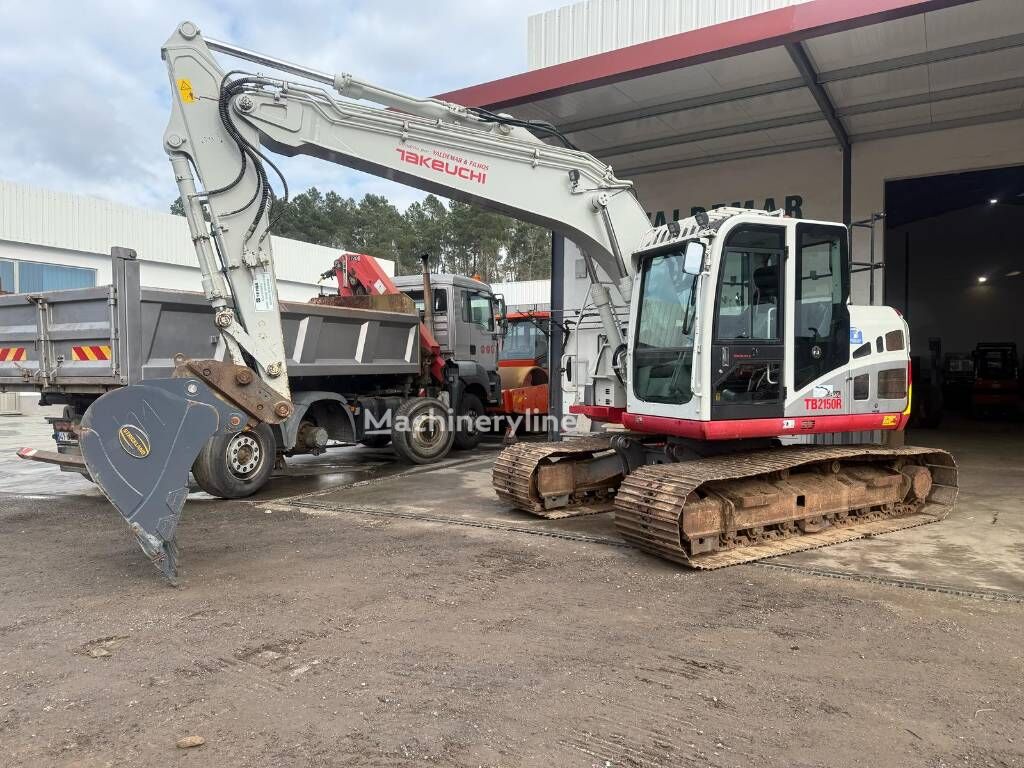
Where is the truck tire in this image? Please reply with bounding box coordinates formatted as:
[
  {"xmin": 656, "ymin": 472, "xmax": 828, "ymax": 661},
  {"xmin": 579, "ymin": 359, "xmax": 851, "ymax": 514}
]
[
  {"xmin": 391, "ymin": 397, "xmax": 453, "ymax": 464},
  {"xmin": 453, "ymin": 392, "xmax": 484, "ymax": 451},
  {"xmin": 192, "ymin": 423, "xmax": 276, "ymax": 499}
]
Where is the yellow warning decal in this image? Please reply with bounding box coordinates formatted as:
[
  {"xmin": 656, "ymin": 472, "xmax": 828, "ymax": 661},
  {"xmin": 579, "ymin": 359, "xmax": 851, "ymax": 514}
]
[
  {"xmin": 177, "ymin": 78, "xmax": 196, "ymax": 103},
  {"xmin": 71, "ymin": 345, "xmax": 111, "ymax": 361},
  {"xmin": 881, "ymin": 414, "xmax": 899, "ymax": 427}
]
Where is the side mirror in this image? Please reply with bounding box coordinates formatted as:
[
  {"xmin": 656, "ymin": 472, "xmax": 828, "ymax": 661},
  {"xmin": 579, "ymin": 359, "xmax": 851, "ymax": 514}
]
[
  {"xmin": 683, "ymin": 241, "xmax": 705, "ymax": 275},
  {"xmin": 494, "ymin": 294, "xmax": 508, "ymax": 336}
]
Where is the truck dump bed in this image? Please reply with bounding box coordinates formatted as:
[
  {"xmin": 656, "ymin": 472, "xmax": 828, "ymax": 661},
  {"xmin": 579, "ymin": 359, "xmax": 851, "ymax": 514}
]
[{"xmin": 0, "ymin": 248, "xmax": 420, "ymax": 397}]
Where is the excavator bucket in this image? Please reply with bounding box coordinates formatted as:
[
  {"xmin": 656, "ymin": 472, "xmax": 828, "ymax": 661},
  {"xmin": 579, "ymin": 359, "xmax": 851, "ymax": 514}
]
[{"xmin": 79, "ymin": 376, "xmax": 244, "ymax": 582}]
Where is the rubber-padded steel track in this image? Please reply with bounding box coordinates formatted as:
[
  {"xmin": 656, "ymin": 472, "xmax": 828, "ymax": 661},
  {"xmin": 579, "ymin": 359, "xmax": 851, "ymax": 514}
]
[
  {"xmin": 492, "ymin": 437, "xmax": 617, "ymax": 518},
  {"xmin": 614, "ymin": 445, "xmax": 958, "ymax": 569}
]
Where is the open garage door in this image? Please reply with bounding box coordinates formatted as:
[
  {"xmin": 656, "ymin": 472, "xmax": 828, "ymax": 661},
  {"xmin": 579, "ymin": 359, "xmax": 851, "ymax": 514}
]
[{"xmin": 884, "ymin": 163, "xmax": 1024, "ymax": 442}]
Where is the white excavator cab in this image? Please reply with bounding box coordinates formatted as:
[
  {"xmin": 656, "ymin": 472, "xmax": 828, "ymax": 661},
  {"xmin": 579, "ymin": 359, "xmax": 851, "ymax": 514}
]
[{"xmin": 623, "ymin": 209, "xmax": 912, "ymax": 441}]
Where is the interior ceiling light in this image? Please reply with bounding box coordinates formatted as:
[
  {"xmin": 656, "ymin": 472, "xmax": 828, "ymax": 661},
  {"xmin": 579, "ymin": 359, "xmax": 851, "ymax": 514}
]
[
  {"xmin": 978, "ymin": 276, "xmax": 988, "ymax": 283},
  {"xmin": 1007, "ymin": 270, "xmax": 1022, "ymax": 277},
  {"xmin": 989, "ymin": 198, "xmax": 999, "ymax": 204}
]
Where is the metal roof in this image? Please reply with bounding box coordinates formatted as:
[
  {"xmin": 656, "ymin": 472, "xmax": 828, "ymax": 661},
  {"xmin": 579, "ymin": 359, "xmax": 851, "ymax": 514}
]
[
  {"xmin": 0, "ymin": 180, "xmax": 385, "ymax": 285},
  {"xmin": 527, "ymin": 0, "xmax": 816, "ymax": 70},
  {"xmin": 440, "ymin": 0, "xmax": 1024, "ymax": 178}
]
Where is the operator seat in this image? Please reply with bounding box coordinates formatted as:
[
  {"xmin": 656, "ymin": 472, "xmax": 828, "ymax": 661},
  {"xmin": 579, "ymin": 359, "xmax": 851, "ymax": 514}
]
[
  {"xmin": 752, "ymin": 263, "xmax": 778, "ymax": 305},
  {"xmin": 751, "ymin": 261, "xmax": 779, "ymax": 339}
]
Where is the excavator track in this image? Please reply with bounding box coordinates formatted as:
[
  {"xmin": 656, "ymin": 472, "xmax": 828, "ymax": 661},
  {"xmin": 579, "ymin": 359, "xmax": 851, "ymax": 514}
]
[
  {"xmin": 492, "ymin": 436, "xmax": 619, "ymax": 518},
  {"xmin": 614, "ymin": 445, "xmax": 958, "ymax": 569}
]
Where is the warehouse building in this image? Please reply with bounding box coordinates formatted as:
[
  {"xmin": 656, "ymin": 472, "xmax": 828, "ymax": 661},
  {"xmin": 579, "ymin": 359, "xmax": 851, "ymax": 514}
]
[
  {"xmin": 0, "ymin": 180, "xmax": 369, "ymax": 299},
  {"xmin": 491, "ymin": 279, "xmax": 551, "ymax": 312},
  {"xmin": 442, "ymin": 0, "xmax": 1024, "ymax": 441},
  {"xmin": 0, "ymin": 180, "xmax": 389, "ymax": 414}
]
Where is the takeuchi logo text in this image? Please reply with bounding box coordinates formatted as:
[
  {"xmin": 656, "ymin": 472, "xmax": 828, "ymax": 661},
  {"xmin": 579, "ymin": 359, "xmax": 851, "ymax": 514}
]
[{"xmin": 395, "ymin": 147, "xmax": 488, "ymax": 184}]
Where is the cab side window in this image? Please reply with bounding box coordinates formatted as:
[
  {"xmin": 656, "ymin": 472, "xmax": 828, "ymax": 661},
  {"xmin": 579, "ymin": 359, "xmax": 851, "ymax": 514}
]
[
  {"xmin": 714, "ymin": 227, "xmax": 784, "ymax": 342},
  {"xmin": 461, "ymin": 290, "xmax": 495, "ymax": 331},
  {"xmin": 794, "ymin": 224, "xmax": 850, "ymax": 391}
]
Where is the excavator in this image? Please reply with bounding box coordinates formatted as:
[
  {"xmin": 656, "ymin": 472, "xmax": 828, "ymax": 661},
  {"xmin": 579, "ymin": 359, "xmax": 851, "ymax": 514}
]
[{"xmin": 72, "ymin": 21, "xmax": 957, "ymax": 578}]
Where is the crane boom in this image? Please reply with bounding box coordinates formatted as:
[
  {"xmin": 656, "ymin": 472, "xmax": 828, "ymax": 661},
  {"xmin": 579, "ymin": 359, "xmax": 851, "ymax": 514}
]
[{"xmin": 161, "ymin": 21, "xmax": 651, "ymax": 397}]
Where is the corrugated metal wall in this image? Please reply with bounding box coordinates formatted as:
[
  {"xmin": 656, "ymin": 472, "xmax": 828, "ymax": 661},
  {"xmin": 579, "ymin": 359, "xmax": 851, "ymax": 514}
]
[
  {"xmin": 0, "ymin": 180, "xmax": 376, "ymax": 285},
  {"xmin": 527, "ymin": 0, "xmax": 813, "ymax": 69},
  {"xmin": 491, "ymin": 279, "xmax": 551, "ymax": 310}
]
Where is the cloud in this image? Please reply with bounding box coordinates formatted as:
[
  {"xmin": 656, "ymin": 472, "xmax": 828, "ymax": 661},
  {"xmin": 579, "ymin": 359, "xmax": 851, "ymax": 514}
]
[{"xmin": 0, "ymin": 0, "xmax": 563, "ymax": 212}]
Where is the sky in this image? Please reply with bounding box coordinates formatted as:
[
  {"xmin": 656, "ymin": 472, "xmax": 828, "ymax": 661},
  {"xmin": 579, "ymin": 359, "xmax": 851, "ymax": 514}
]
[{"xmin": 0, "ymin": 0, "xmax": 566, "ymax": 213}]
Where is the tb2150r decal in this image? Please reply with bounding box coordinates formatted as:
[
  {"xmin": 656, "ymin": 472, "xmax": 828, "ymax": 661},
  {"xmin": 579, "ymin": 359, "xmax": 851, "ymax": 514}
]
[
  {"xmin": 804, "ymin": 395, "xmax": 843, "ymax": 410},
  {"xmin": 803, "ymin": 385, "xmax": 842, "ymax": 411}
]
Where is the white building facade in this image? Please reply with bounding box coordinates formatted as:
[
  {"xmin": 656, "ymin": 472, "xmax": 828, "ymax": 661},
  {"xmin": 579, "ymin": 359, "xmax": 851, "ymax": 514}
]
[
  {"xmin": 0, "ymin": 180, "xmax": 391, "ymax": 300},
  {"xmin": 0, "ymin": 180, "xmax": 394, "ymax": 414}
]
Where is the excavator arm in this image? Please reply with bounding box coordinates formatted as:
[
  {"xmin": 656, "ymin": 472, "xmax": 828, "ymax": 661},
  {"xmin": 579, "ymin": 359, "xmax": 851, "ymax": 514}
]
[
  {"xmin": 76, "ymin": 20, "xmax": 652, "ymax": 580},
  {"xmin": 161, "ymin": 21, "xmax": 651, "ymax": 396}
]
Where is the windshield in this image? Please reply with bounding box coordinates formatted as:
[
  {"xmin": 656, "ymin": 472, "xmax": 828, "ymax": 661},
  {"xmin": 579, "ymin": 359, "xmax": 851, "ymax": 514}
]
[
  {"xmin": 976, "ymin": 348, "xmax": 1018, "ymax": 380},
  {"xmin": 501, "ymin": 318, "xmax": 549, "ymax": 362},
  {"xmin": 633, "ymin": 248, "xmax": 698, "ymax": 404}
]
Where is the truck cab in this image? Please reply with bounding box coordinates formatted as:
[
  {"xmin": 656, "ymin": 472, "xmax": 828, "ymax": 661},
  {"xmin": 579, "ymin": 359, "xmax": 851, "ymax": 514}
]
[{"xmin": 393, "ymin": 273, "xmax": 504, "ymax": 412}]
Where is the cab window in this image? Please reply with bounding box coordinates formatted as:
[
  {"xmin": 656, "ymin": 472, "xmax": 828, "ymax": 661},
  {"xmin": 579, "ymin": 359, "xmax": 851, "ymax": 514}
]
[
  {"xmin": 501, "ymin": 319, "xmax": 549, "ymax": 362},
  {"xmin": 794, "ymin": 224, "xmax": 850, "ymax": 391},
  {"xmin": 714, "ymin": 227, "xmax": 784, "ymax": 342},
  {"xmin": 461, "ymin": 290, "xmax": 495, "ymax": 331},
  {"xmin": 404, "ymin": 288, "xmax": 447, "ymax": 314},
  {"xmin": 632, "ymin": 248, "xmax": 697, "ymax": 404}
]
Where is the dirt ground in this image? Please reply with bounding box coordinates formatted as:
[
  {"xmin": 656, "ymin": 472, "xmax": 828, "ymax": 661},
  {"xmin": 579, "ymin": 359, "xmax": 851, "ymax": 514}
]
[{"xmin": 1, "ymin": 447, "xmax": 1023, "ymax": 768}]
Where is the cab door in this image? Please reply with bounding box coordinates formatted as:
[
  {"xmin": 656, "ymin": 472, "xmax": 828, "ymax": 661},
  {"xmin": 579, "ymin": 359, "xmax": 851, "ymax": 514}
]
[
  {"xmin": 458, "ymin": 287, "xmax": 500, "ymax": 370},
  {"xmin": 789, "ymin": 223, "xmax": 851, "ymax": 412},
  {"xmin": 710, "ymin": 225, "xmax": 786, "ymax": 421}
]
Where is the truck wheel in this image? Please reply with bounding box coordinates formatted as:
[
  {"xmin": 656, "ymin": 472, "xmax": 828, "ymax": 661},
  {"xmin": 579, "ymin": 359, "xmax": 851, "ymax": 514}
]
[
  {"xmin": 453, "ymin": 393, "xmax": 484, "ymax": 451},
  {"xmin": 359, "ymin": 434, "xmax": 391, "ymax": 449},
  {"xmin": 391, "ymin": 397, "xmax": 453, "ymax": 464},
  {"xmin": 192, "ymin": 423, "xmax": 276, "ymax": 499}
]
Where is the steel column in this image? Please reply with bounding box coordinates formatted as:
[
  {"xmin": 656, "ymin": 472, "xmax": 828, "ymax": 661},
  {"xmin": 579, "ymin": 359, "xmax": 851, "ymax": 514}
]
[
  {"xmin": 786, "ymin": 41, "xmax": 852, "ymax": 224},
  {"xmin": 548, "ymin": 233, "xmax": 565, "ymax": 441},
  {"xmin": 843, "ymin": 144, "xmax": 852, "ymax": 226}
]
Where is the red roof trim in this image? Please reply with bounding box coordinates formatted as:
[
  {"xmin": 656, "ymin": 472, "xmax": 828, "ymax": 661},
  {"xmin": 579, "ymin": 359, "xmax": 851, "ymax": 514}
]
[{"xmin": 438, "ymin": 0, "xmax": 976, "ymax": 109}]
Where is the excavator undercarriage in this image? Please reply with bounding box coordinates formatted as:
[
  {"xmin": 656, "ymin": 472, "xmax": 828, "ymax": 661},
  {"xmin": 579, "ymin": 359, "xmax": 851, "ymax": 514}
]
[{"xmin": 493, "ymin": 439, "xmax": 958, "ymax": 568}]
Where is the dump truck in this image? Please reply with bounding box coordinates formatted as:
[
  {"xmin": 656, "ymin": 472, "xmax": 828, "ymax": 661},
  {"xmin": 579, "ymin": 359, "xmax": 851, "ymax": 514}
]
[
  {"xmin": 5, "ymin": 248, "xmax": 504, "ymax": 508},
  {"xmin": 36, "ymin": 22, "xmax": 956, "ymax": 580},
  {"xmin": 318, "ymin": 250, "xmax": 505, "ymax": 449}
]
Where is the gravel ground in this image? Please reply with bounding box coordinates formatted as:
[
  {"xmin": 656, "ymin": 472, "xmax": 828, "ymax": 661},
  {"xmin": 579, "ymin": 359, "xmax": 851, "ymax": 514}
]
[{"xmin": 1, "ymin": 466, "xmax": 1022, "ymax": 768}]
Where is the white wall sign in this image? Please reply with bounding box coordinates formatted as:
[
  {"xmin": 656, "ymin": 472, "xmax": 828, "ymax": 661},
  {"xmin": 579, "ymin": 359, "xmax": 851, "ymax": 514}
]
[{"xmin": 647, "ymin": 194, "xmax": 806, "ymax": 226}]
